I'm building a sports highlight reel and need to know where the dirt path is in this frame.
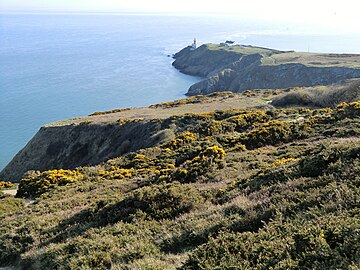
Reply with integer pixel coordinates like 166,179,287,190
1,189,18,196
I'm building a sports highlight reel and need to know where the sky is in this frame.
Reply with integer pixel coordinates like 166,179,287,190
1,0,359,29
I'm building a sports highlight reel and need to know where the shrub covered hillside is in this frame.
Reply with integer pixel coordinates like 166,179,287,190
1,100,360,269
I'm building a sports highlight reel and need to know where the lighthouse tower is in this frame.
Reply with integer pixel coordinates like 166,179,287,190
191,38,197,50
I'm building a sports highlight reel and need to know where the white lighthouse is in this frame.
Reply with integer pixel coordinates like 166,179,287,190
191,38,197,50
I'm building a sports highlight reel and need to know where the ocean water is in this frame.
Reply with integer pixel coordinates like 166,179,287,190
0,13,359,171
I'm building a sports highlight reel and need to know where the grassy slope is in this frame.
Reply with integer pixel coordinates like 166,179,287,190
0,91,360,269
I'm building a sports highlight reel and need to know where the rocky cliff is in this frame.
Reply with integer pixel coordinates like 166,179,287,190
0,120,169,182
173,44,360,95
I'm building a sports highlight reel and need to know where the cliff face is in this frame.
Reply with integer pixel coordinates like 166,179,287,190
172,44,244,77
173,44,360,95
187,53,263,95
0,121,169,182
188,63,360,95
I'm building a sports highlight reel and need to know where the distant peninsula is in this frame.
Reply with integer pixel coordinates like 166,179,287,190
173,43,360,95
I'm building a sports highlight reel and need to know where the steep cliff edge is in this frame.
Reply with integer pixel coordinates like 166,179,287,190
0,121,169,182
173,43,360,95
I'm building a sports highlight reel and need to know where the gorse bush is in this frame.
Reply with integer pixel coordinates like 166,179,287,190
17,169,84,198
241,120,312,149
164,131,197,150
226,110,270,132
97,167,133,180
14,104,333,199
334,100,360,120
90,108,131,116
118,117,145,125
173,145,226,183
0,181,14,189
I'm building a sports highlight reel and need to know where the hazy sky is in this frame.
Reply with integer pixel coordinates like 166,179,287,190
1,0,359,28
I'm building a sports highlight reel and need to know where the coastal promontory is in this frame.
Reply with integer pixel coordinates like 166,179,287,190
173,43,360,95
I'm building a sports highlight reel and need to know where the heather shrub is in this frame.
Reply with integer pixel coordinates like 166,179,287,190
98,182,206,223
0,193,24,217
299,144,360,178
182,214,360,270
128,182,205,220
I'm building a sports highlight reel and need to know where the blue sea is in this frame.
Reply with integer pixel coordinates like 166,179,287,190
1,13,359,171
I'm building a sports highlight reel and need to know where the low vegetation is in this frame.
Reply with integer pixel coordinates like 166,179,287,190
272,79,360,108
1,97,360,269
0,193,23,217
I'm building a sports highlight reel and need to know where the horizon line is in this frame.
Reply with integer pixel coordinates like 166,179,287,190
0,9,251,16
